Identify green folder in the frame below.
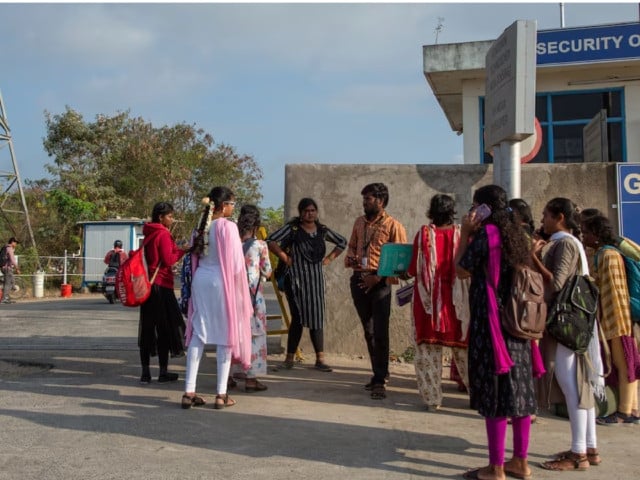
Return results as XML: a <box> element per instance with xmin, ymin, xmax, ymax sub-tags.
<box><xmin>377</xmin><ymin>243</ymin><xmax>413</xmax><ymax>277</ymax></box>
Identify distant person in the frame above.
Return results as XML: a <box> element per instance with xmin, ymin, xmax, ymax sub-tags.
<box><xmin>268</xmin><ymin>198</ymin><xmax>346</xmax><ymax>372</ymax></box>
<box><xmin>139</xmin><ymin>202</ymin><xmax>188</xmax><ymax>384</ymax></box>
<box><xmin>103</xmin><ymin>240</ymin><xmax>128</xmax><ymax>270</ymax></box>
<box><xmin>182</xmin><ymin>187</ymin><xmax>253</xmax><ymax>410</ymax></box>
<box><xmin>406</xmin><ymin>194</ymin><xmax>469</xmax><ymax>411</ymax></box>
<box><xmin>345</xmin><ymin>183</ymin><xmax>407</xmax><ymax>400</ymax></box>
<box><xmin>1</xmin><ymin>237</ymin><xmax>20</xmax><ymax>304</ymax></box>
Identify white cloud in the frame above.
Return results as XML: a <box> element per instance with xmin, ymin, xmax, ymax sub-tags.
<box><xmin>17</xmin><ymin>5</ymin><xmax>155</xmax><ymax>66</ymax></box>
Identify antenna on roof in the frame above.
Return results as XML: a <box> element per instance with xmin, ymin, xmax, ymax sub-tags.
<box><xmin>434</xmin><ymin>17</ymin><xmax>445</xmax><ymax>44</ymax></box>
<box><xmin>559</xmin><ymin>3</ymin><xmax>565</xmax><ymax>28</ymax></box>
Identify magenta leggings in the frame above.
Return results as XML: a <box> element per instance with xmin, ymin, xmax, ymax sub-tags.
<box><xmin>485</xmin><ymin>416</ymin><xmax>531</xmax><ymax>465</ymax></box>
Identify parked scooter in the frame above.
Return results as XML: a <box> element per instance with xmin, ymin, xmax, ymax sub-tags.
<box><xmin>102</xmin><ymin>267</ymin><xmax>118</xmax><ymax>304</ymax></box>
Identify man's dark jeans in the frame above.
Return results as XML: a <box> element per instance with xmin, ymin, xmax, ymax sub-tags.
<box><xmin>350</xmin><ymin>273</ymin><xmax>391</xmax><ymax>385</ymax></box>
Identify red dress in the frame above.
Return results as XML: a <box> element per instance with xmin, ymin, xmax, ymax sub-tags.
<box><xmin>407</xmin><ymin>225</ymin><xmax>467</xmax><ymax>348</ymax></box>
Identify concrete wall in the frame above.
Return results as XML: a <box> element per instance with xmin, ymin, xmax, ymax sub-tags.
<box><xmin>283</xmin><ymin>162</ymin><xmax>617</xmax><ymax>357</ymax></box>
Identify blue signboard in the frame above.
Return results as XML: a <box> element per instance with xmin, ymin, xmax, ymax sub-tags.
<box><xmin>618</xmin><ymin>163</ymin><xmax>640</xmax><ymax>244</ymax></box>
<box><xmin>537</xmin><ymin>23</ymin><xmax>640</xmax><ymax>66</ymax></box>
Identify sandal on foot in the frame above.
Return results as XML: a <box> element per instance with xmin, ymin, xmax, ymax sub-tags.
<box><xmin>596</xmin><ymin>411</ymin><xmax>628</xmax><ymax>426</ymax></box>
<box><xmin>365</xmin><ymin>374</ymin><xmax>389</xmax><ymax>390</ymax></box>
<box><xmin>281</xmin><ymin>359</ymin><xmax>294</xmax><ymax>370</ymax></box>
<box><xmin>245</xmin><ymin>379</ymin><xmax>268</xmax><ymax>392</ymax></box>
<box><xmin>462</xmin><ymin>465</ymin><xmax>502</xmax><ymax>480</ymax></box>
<box><xmin>214</xmin><ymin>394</ymin><xmax>236</xmax><ymax>409</ymax></box>
<box><xmin>586</xmin><ymin>449</ymin><xmax>601</xmax><ymax>466</ymax></box>
<box><xmin>541</xmin><ymin>451</ymin><xmax>589</xmax><ymax>471</ymax></box>
<box><xmin>314</xmin><ymin>361</ymin><xmax>333</xmax><ymax>372</ymax></box>
<box><xmin>181</xmin><ymin>394</ymin><xmax>206</xmax><ymax>409</ymax></box>
<box><xmin>503</xmin><ymin>459</ymin><xmax>531</xmax><ymax>480</ymax></box>
<box><xmin>370</xmin><ymin>384</ymin><xmax>386</xmax><ymax>399</ymax></box>
<box><xmin>553</xmin><ymin>450</ymin><xmax>601</xmax><ymax>466</ymax></box>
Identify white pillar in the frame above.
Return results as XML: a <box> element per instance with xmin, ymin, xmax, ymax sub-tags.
<box><xmin>498</xmin><ymin>140</ymin><xmax>521</xmax><ymax>199</ymax></box>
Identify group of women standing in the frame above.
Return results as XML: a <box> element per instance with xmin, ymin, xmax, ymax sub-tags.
<box><xmin>136</xmin><ymin>184</ymin><xmax>638</xmax><ymax>478</ymax></box>
<box><xmin>423</xmin><ymin>185</ymin><xmax>638</xmax><ymax>480</ymax></box>
<box><xmin>137</xmin><ymin>188</ymin><xmax>346</xmax><ymax>411</ymax></box>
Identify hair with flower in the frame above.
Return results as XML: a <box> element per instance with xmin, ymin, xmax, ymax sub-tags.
<box><xmin>191</xmin><ymin>187</ymin><xmax>234</xmax><ymax>257</ymax></box>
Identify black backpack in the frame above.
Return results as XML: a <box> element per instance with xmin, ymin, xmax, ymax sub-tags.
<box><xmin>108</xmin><ymin>250</ymin><xmax>121</xmax><ymax>268</ymax></box>
<box><xmin>546</xmin><ymin>274</ymin><xmax>599</xmax><ymax>354</ymax></box>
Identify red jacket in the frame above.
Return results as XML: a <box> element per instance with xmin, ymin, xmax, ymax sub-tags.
<box><xmin>142</xmin><ymin>222</ymin><xmax>185</xmax><ymax>290</ymax></box>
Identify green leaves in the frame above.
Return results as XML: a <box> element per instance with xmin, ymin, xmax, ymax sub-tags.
<box><xmin>26</xmin><ymin>107</ymin><xmax>264</xmax><ymax>255</ymax></box>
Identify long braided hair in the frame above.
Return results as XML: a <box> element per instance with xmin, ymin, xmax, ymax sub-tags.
<box><xmin>191</xmin><ymin>186</ymin><xmax>234</xmax><ymax>257</ymax></box>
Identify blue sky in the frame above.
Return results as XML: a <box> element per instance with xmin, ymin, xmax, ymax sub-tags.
<box><xmin>0</xmin><ymin>2</ymin><xmax>638</xmax><ymax>208</ymax></box>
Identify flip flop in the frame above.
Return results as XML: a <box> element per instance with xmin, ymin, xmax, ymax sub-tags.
<box><xmin>462</xmin><ymin>467</ymin><xmax>481</xmax><ymax>479</ymax></box>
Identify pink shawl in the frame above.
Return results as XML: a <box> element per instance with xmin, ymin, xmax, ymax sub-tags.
<box><xmin>185</xmin><ymin>218</ymin><xmax>253</xmax><ymax>370</ymax></box>
<box><xmin>486</xmin><ymin>224</ymin><xmax>545</xmax><ymax>378</ymax></box>
<box><xmin>486</xmin><ymin>224</ymin><xmax>515</xmax><ymax>374</ymax></box>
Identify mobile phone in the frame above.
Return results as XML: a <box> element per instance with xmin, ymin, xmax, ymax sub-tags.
<box><xmin>472</xmin><ymin>203</ymin><xmax>492</xmax><ymax>222</ymax></box>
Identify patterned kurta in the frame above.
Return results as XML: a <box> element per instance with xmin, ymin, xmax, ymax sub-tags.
<box><xmin>244</xmin><ymin>238</ymin><xmax>272</xmax><ymax>376</ymax></box>
<box><xmin>408</xmin><ymin>224</ymin><xmax>469</xmax><ymax>406</ymax></box>
<box><xmin>268</xmin><ymin>222</ymin><xmax>347</xmax><ymax>329</ymax></box>
<box><xmin>594</xmin><ymin>247</ymin><xmax>632</xmax><ymax>340</ymax></box>
<box><xmin>459</xmin><ymin>227</ymin><xmax>536</xmax><ymax>418</ymax></box>
<box><xmin>407</xmin><ymin>225</ymin><xmax>467</xmax><ymax>347</ymax></box>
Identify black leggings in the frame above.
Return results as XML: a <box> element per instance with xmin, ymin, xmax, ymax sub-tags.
<box><xmin>287</xmin><ymin>319</ymin><xmax>324</xmax><ymax>354</ymax></box>
<box><xmin>140</xmin><ymin>344</ymin><xmax>169</xmax><ymax>371</ymax></box>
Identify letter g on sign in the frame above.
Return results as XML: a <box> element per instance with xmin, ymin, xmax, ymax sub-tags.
<box><xmin>624</xmin><ymin>173</ymin><xmax>640</xmax><ymax>195</ymax></box>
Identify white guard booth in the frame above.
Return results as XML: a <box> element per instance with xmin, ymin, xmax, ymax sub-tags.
<box><xmin>78</xmin><ymin>219</ymin><xmax>145</xmax><ymax>289</ymax></box>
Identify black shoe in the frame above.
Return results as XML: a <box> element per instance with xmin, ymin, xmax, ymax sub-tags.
<box><xmin>140</xmin><ymin>374</ymin><xmax>151</xmax><ymax>384</ymax></box>
<box><xmin>158</xmin><ymin>372</ymin><xmax>179</xmax><ymax>383</ymax></box>
<box><xmin>1</xmin><ymin>299</ymin><xmax>15</xmax><ymax>304</ymax></box>
<box><xmin>314</xmin><ymin>361</ymin><xmax>333</xmax><ymax>372</ymax></box>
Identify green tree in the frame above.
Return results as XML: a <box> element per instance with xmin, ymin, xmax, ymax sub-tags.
<box><xmin>261</xmin><ymin>205</ymin><xmax>284</xmax><ymax>235</ymax></box>
<box><xmin>39</xmin><ymin>107</ymin><xmax>263</xmax><ymax>248</ymax></box>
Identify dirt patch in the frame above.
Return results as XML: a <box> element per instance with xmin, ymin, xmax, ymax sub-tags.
<box><xmin>0</xmin><ymin>359</ymin><xmax>54</xmax><ymax>379</ymax></box>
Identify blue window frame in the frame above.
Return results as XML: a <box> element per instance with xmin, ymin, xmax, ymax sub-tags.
<box><xmin>480</xmin><ymin>88</ymin><xmax>626</xmax><ymax>164</ymax></box>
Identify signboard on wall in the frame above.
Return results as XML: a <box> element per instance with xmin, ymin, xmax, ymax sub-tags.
<box><xmin>537</xmin><ymin>22</ymin><xmax>640</xmax><ymax>66</ymax></box>
<box><xmin>618</xmin><ymin>163</ymin><xmax>640</xmax><ymax>244</ymax></box>
<box><xmin>583</xmin><ymin>110</ymin><xmax>609</xmax><ymax>163</ymax></box>
<box><xmin>484</xmin><ymin>20</ymin><xmax>537</xmax><ymax>149</ymax></box>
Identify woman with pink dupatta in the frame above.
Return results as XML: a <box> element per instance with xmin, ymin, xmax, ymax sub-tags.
<box><xmin>181</xmin><ymin>186</ymin><xmax>253</xmax><ymax>410</ymax></box>
<box><xmin>455</xmin><ymin>185</ymin><xmax>542</xmax><ymax>480</ymax></box>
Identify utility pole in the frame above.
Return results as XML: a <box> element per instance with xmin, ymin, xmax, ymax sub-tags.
<box><xmin>0</xmin><ymin>89</ymin><xmax>39</xmax><ymax>263</ymax></box>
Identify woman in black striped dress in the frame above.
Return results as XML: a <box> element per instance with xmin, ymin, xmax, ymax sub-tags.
<box><xmin>267</xmin><ymin>198</ymin><xmax>347</xmax><ymax>372</ymax></box>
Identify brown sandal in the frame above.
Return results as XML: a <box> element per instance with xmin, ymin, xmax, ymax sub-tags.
<box><xmin>181</xmin><ymin>393</ymin><xmax>206</xmax><ymax>409</ymax></box>
<box><xmin>541</xmin><ymin>451</ymin><xmax>589</xmax><ymax>471</ymax></box>
<box><xmin>553</xmin><ymin>449</ymin><xmax>601</xmax><ymax>466</ymax></box>
<box><xmin>214</xmin><ymin>394</ymin><xmax>236</xmax><ymax>409</ymax></box>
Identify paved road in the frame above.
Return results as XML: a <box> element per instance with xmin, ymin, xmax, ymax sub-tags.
<box><xmin>0</xmin><ymin>294</ymin><xmax>639</xmax><ymax>480</ymax></box>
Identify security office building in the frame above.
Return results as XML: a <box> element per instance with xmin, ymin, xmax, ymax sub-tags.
<box><xmin>423</xmin><ymin>21</ymin><xmax>640</xmax><ymax>166</ymax></box>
